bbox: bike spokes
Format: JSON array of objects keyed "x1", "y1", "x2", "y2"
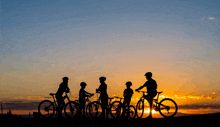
[
  {"x1": 124, "y1": 105, "x2": 136, "y2": 119},
  {"x1": 38, "y1": 100, "x2": 55, "y2": 118},
  {"x1": 64, "y1": 101, "x2": 78, "y2": 118},
  {"x1": 89, "y1": 102, "x2": 102, "y2": 118},
  {"x1": 159, "y1": 98, "x2": 177, "y2": 117},
  {"x1": 110, "y1": 101, "x2": 122, "y2": 119},
  {"x1": 136, "y1": 100, "x2": 144, "y2": 118}
]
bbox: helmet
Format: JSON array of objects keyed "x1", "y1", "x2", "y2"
[
  {"x1": 144, "y1": 72, "x2": 152, "y2": 77},
  {"x1": 99, "y1": 77, "x2": 106, "y2": 81},
  {"x1": 125, "y1": 81, "x2": 132, "y2": 86},
  {"x1": 80, "y1": 82, "x2": 87, "y2": 87},
  {"x1": 62, "y1": 77, "x2": 69, "y2": 81}
]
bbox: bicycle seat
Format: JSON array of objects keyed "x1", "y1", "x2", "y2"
[
  {"x1": 49, "y1": 93, "x2": 56, "y2": 96},
  {"x1": 157, "y1": 92, "x2": 163, "y2": 94},
  {"x1": 109, "y1": 97, "x2": 114, "y2": 101},
  {"x1": 114, "y1": 96, "x2": 123, "y2": 99}
]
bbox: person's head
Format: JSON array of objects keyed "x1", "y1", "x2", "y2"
[
  {"x1": 125, "y1": 81, "x2": 132, "y2": 88},
  {"x1": 144, "y1": 72, "x2": 152, "y2": 80},
  {"x1": 80, "y1": 82, "x2": 87, "y2": 89},
  {"x1": 99, "y1": 76, "x2": 106, "y2": 83},
  {"x1": 62, "y1": 77, "x2": 69, "y2": 82}
]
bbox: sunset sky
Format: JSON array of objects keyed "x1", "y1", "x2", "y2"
[{"x1": 1, "y1": 0, "x2": 220, "y2": 115}]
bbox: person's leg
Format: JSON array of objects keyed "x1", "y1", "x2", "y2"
[
  {"x1": 127, "y1": 98, "x2": 131, "y2": 106},
  {"x1": 56, "y1": 97, "x2": 63, "y2": 118},
  {"x1": 122, "y1": 100, "x2": 127, "y2": 118},
  {"x1": 103, "y1": 98, "x2": 109, "y2": 119},
  {"x1": 149, "y1": 94, "x2": 153, "y2": 118},
  {"x1": 105, "y1": 99, "x2": 109, "y2": 119},
  {"x1": 79, "y1": 101, "x2": 82, "y2": 117},
  {"x1": 101, "y1": 99, "x2": 106, "y2": 118},
  {"x1": 82, "y1": 103, "x2": 85, "y2": 117},
  {"x1": 144, "y1": 94, "x2": 152, "y2": 118},
  {"x1": 57, "y1": 103, "x2": 61, "y2": 117}
]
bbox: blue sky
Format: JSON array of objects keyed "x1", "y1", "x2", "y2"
[{"x1": 1, "y1": 0, "x2": 220, "y2": 110}]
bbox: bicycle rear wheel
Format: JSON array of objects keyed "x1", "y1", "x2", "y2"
[
  {"x1": 158, "y1": 98, "x2": 178, "y2": 118},
  {"x1": 38, "y1": 100, "x2": 55, "y2": 118},
  {"x1": 64, "y1": 101, "x2": 79, "y2": 118},
  {"x1": 88, "y1": 101, "x2": 102, "y2": 118},
  {"x1": 136, "y1": 100, "x2": 144, "y2": 118},
  {"x1": 110, "y1": 101, "x2": 122, "y2": 119}
]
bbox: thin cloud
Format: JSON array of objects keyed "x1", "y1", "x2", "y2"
[
  {"x1": 208, "y1": 17, "x2": 215, "y2": 20},
  {"x1": 12, "y1": 95, "x2": 47, "y2": 101},
  {"x1": 200, "y1": 16, "x2": 216, "y2": 20},
  {"x1": 1, "y1": 101, "x2": 39, "y2": 110},
  {"x1": 173, "y1": 95, "x2": 217, "y2": 100}
]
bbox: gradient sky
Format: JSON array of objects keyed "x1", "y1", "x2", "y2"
[{"x1": 1, "y1": 0, "x2": 220, "y2": 113}]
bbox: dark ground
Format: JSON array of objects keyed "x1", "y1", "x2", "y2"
[{"x1": 0, "y1": 113, "x2": 220, "y2": 127}]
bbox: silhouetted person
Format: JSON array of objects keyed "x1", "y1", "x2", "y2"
[
  {"x1": 96, "y1": 77, "x2": 109, "y2": 119},
  {"x1": 79, "y1": 82, "x2": 94, "y2": 118},
  {"x1": 135, "y1": 72, "x2": 157, "y2": 119},
  {"x1": 55, "y1": 77, "x2": 70, "y2": 118},
  {"x1": 123, "y1": 81, "x2": 133, "y2": 107}
]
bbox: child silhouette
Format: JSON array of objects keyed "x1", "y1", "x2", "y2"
[
  {"x1": 79, "y1": 82, "x2": 94, "y2": 118},
  {"x1": 123, "y1": 81, "x2": 133, "y2": 107}
]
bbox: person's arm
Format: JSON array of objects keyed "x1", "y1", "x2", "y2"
[
  {"x1": 85, "y1": 90, "x2": 94, "y2": 97},
  {"x1": 66, "y1": 87, "x2": 70, "y2": 93},
  {"x1": 135, "y1": 82, "x2": 147, "y2": 91},
  {"x1": 85, "y1": 91, "x2": 92, "y2": 95},
  {"x1": 96, "y1": 85, "x2": 102, "y2": 93},
  {"x1": 65, "y1": 83, "x2": 70, "y2": 93},
  {"x1": 123, "y1": 90, "x2": 126, "y2": 97}
]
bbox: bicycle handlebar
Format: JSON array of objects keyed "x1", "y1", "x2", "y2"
[
  {"x1": 114, "y1": 96, "x2": 123, "y2": 99},
  {"x1": 136, "y1": 91, "x2": 148, "y2": 93}
]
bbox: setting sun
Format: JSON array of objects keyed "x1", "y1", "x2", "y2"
[{"x1": 143, "y1": 108, "x2": 158, "y2": 114}]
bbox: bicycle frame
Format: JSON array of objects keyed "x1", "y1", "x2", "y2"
[
  {"x1": 114, "y1": 97, "x2": 132, "y2": 114},
  {"x1": 136, "y1": 91, "x2": 161, "y2": 111},
  {"x1": 114, "y1": 97, "x2": 129, "y2": 110},
  {"x1": 138, "y1": 91, "x2": 171, "y2": 111},
  {"x1": 50, "y1": 92, "x2": 71, "y2": 110}
]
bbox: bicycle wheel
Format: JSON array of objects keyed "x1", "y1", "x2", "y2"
[
  {"x1": 124, "y1": 105, "x2": 136, "y2": 119},
  {"x1": 85, "y1": 104, "x2": 90, "y2": 118},
  {"x1": 88, "y1": 101, "x2": 102, "y2": 118},
  {"x1": 38, "y1": 100, "x2": 55, "y2": 118},
  {"x1": 136, "y1": 99, "x2": 144, "y2": 118},
  {"x1": 64, "y1": 101, "x2": 79, "y2": 118},
  {"x1": 85, "y1": 103, "x2": 97, "y2": 118},
  {"x1": 109, "y1": 101, "x2": 122, "y2": 119},
  {"x1": 158, "y1": 98, "x2": 178, "y2": 118}
]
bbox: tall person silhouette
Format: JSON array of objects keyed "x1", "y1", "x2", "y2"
[
  {"x1": 135, "y1": 72, "x2": 157, "y2": 119},
  {"x1": 96, "y1": 77, "x2": 109, "y2": 119},
  {"x1": 55, "y1": 77, "x2": 70, "y2": 118}
]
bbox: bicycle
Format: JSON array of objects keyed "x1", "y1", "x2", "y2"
[
  {"x1": 136, "y1": 91, "x2": 178, "y2": 118},
  {"x1": 110, "y1": 96, "x2": 136, "y2": 119},
  {"x1": 72, "y1": 94, "x2": 99, "y2": 118},
  {"x1": 87, "y1": 92, "x2": 122, "y2": 119},
  {"x1": 38, "y1": 92, "x2": 78, "y2": 118}
]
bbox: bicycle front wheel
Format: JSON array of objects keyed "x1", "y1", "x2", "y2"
[
  {"x1": 158, "y1": 98, "x2": 178, "y2": 118},
  {"x1": 88, "y1": 101, "x2": 102, "y2": 118},
  {"x1": 136, "y1": 100, "x2": 144, "y2": 118},
  {"x1": 124, "y1": 105, "x2": 136, "y2": 119},
  {"x1": 109, "y1": 101, "x2": 122, "y2": 119},
  {"x1": 38, "y1": 100, "x2": 55, "y2": 118},
  {"x1": 64, "y1": 101, "x2": 79, "y2": 118}
]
